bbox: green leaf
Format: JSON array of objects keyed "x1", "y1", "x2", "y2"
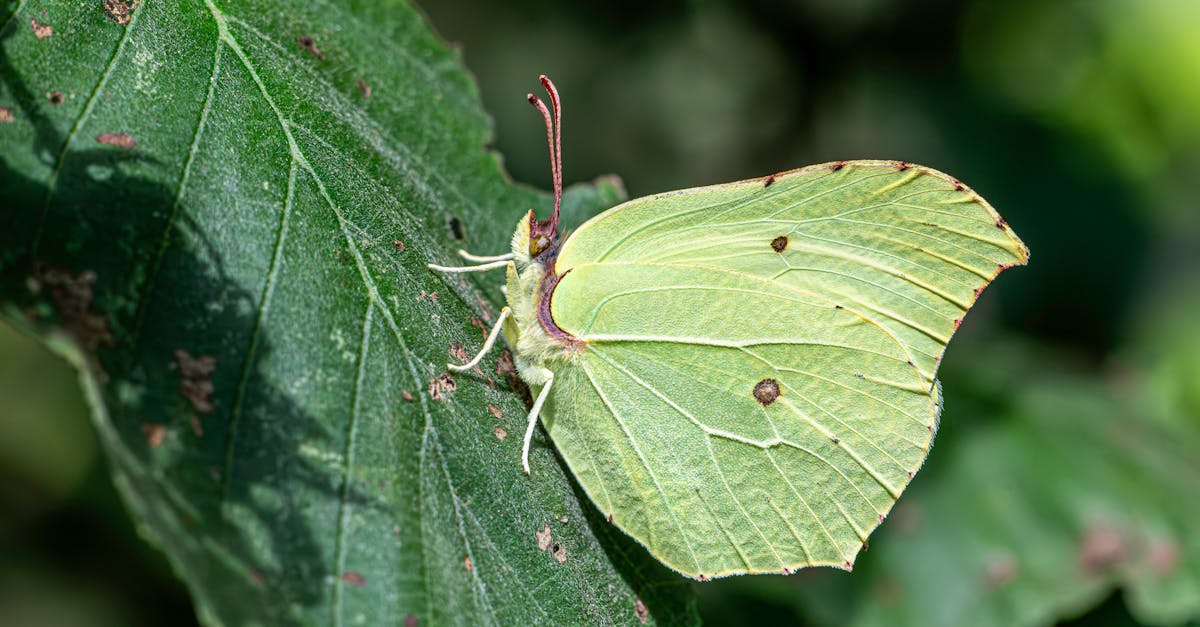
[{"x1": 0, "y1": 1, "x2": 695, "y2": 624}]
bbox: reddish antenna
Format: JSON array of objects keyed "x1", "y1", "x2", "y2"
[{"x1": 527, "y1": 75, "x2": 562, "y2": 234}]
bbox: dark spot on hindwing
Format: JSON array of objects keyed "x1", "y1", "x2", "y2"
[
  {"x1": 770, "y1": 235, "x2": 788, "y2": 252},
  {"x1": 753, "y1": 378, "x2": 780, "y2": 406}
]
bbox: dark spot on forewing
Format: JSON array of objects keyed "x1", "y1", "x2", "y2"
[
  {"x1": 753, "y1": 378, "x2": 780, "y2": 405},
  {"x1": 770, "y1": 235, "x2": 788, "y2": 252}
]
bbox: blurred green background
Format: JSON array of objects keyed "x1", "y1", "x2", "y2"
[{"x1": 4, "y1": 0, "x2": 1199, "y2": 624}]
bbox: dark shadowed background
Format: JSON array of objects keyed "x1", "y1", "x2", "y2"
[{"x1": 3, "y1": 0, "x2": 1198, "y2": 624}]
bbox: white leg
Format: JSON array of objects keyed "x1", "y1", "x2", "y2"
[
  {"x1": 427, "y1": 258, "x2": 511, "y2": 273},
  {"x1": 448, "y1": 307, "x2": 512, "y2": 372},
  {"x1": 522, "y1": 369, "x2": 554, "y2": 475},
  {"x1": 457, "y1": 249, "x2": 514, "y2": 263}
]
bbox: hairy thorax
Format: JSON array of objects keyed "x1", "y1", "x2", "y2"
[{"x1": 502, "y1": 214, "x2": 581, "y2": 386}]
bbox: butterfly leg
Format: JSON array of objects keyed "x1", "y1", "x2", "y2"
[
  {"x1": 448, "y1": 307, "x2": 512, "y2": 372},
  {"x1": 456, "y1": 249, "x2": 514, "y2": 263},
  {"x1": 522, "y1": 368, "x2": 554, "y2": 475}
]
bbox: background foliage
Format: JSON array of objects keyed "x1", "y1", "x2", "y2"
[{"x1": 3, "y1": 0, "x2": 1200, "y2": 625}]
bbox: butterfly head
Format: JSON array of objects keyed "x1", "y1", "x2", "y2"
[{"x1": 526, "y1": 75, "x2": 563, "y2": 265}]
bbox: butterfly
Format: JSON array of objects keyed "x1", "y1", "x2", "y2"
[{"x1": 429, "y1": 76, "x2": 1028, "y2": 579}]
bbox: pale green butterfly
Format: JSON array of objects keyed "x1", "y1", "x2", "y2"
[{"x1": 429, "y1": 76, "x2": 1028, "y2": 579}]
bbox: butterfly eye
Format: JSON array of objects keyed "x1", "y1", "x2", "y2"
[{"x1": 530, "y1": 234, "x2": 552, "y2": 257}]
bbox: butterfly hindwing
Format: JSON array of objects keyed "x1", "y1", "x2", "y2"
[{"x1": 541, "y1": 162, "x2": 1028, "y2": 577}]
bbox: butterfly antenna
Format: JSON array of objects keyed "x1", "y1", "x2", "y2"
[{"x1": 527, "y1": 76, "x2": 562, "y2": 233}]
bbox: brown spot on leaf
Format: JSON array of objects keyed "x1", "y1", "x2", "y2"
[
  {"x1": 297, "y1": 35, "x2": 325, "y2": 60},
  {"x1": 446, "y1": 215, "x2": 466, "y2": 241},
  {"x1": 753, "y1": 378, "x2": 780, "y2": 406},
  {"x1": 830, "y1": 161, "x2": 846, "y2": 171},
  {"x1": 31, "y1": 264, "x2": 112, "y2": 350},
  {"x1": 463, "y1": 555, "x2": 472, "y2": 571},
  {"x1": 770, "y1": 235, "x2": 788, "y2": 253},
  {"x1": 763, "y1": 175, "x2": 775, "y2": 187},
  {"x1": 995, "y1": 217, "x2": 1007, "y2": 229},
  {"x1": 492, "y1": 426, "x2": 507, "y2": 441},
  {"x1": 697, "y1": 574, "x2": 708, "y2": 582},
  {"x1": 30, "y1": 18, "x2": 52, "y2": 39},
  {"x1": 973, "y1": 287, "x2": 984, "y2": 299},
  {"x1": 355, "y1": 78, "x2": 371, "y2": 99},
  {"x1": 1079, "y1": 524, "x2": 1125, "y2": 573},
  {"x1": 895, "y1": 162, "x2": 909, "y2": 171},
  {"x1": 391, "y1": 240, "x2": 405, "y2": 251},
  {"x1": 250, "y1": 570, "x2": 265, "y2": 584},
  {"x1": 952, "y1": 318, "x2": 962, "y2": 330},
  {"x1": 487, "y1": 404, "x2": 502, "y2": 419},
  {"x1": 0, "y1": 106, "x2": 12, "y2": 123},
  {"x1": 985, "y1": 554, "x2": 1018, "y2": 588},
  {"x1": 470, "y1": 317, "x2": 487, "y2": 338},
  {"x1": 606, "y1": 513, "x2": 613, "y2": 523},
  {"x1": 401, "y1": 390, "x2": 414, "y2": 402},
  {"x1": 340, "y1": 571, "x2": 366, "y2": 587},
  {"x1": 428, "y1": 373, "x2": 456, "y2": 400},
  {"x1": 404, "y1": 614, "x2": 418, "y2": 627},
  {"x1": 952, "y1": 180, "x2": 965, "y2": 191},
  {"x1": 536, "y1": 524, "x2": 553, "y2": 551},
  {"x1": 634, "y1": 598, "x2": 649, "y2": 624},
  {"x1": 551, "y1": 542, "x2": 566, "y2": 563},
  {"x1": 429, "y1": 291, "x2": 438, "y2": 302},
  {"x1": 449, "y1": 342, "x2": 469, "y2": 364},
  {"x1": 175, "y1": 349, "x2": 217, "y2": 414},
  {"x1": 102, "y1": 0, "x2": 140, "y2": 25},
  {"x1": 475, "y1": 294, "x2": 493, "y2": 319},
  {"x1": 142, "y1": 423, "x2": 166, "y2": 447},
  {"x1": 48, "y1": 91, "x2": 64, "y2": 105},
  {"x1": 95, "y1": 132, "x2": 136, "y2": 149},
  {"x1": 496, "y1": 349, "x2": 516, "y2": 376},
  {"x1": 830, "y1": 437, "x2": 840, "y2": 445}
]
